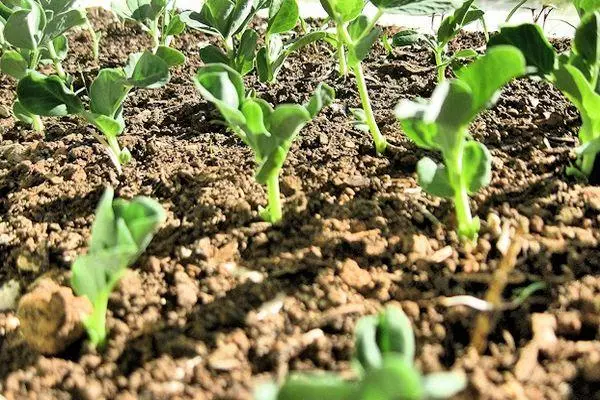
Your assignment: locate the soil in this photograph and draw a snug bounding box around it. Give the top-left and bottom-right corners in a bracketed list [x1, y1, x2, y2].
[1, 9, 600, 400]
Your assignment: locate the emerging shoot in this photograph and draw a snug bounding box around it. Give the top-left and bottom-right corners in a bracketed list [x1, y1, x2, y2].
[194, 63, 334, 223]
[395, 46, 526, 240]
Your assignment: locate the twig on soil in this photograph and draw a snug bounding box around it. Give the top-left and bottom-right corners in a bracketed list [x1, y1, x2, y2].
[470, 229, 524, 353]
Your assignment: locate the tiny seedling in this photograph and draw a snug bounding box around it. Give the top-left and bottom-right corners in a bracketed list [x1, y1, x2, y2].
[390, 0, 486, 83]
[15, 50, 172, 173]
[181, 0, 269, 76]
[256, 307, 467, 400]
[395, 46, 526, 240]
[320, 0, 462, 154]
[71, 187, 165, 348]
[256, 0, 330, 83]
[194, 63, 334, 223]
[112, 0, 187, 62]
[0, 0, 88, 131]
[488, 10, 600, 181]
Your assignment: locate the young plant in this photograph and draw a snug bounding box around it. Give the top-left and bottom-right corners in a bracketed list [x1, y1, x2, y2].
[15, 50, 172, 173]
[320, 0, 462, 154]
[256, 307, 467, 400]
[71, 187, 165, 348]
[395, 46, 526, 240]
[488, 10, 600, 181]
[0, 0, 88, 131]
[194, 63, 334, 223]
[112, 0, 187, 61]
[255, 0, 330, 83]
[181, 0, 269, 76]
[391, 0, 486, 83]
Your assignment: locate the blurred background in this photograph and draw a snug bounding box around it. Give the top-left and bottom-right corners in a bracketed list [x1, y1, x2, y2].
[82, 0, 580, 36]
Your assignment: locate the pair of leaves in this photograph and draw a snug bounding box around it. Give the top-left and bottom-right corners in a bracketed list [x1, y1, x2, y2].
[3, 0, 85, 50]
[193, 63, 334, 183]
[489, 11, 600, 176]
[259, 307, 466, 400]
[71, 187, 165, 346]
[200, 28, 258, 75]
[395, 46, 525, 210]
[436, 0, 484, 45]
[112, 0, 167, 25]
[180, 0, 261, 40]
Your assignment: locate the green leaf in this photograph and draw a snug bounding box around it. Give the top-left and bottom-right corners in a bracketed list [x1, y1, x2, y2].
[573, 0, 600, 17]
[575, 11, 600, 65]
[165, 13, 185, 36]
[266, 104, 311, 143]
[40, 0, 77, 14]
[276, 374, 355, 400]
[87, 113, 125, 137]
[155, 46, 186, 67]
[456, 45, 526, 119]
[194, 63, 247, 126]
[43, 9, 86, 40]
[12, 100, 34, 124]
[422, 371, 467, 399]
[126, 51, 170, 88]
[268, 0, 299, 35]
[376, 307, 416, 363]
[319, 0, 363, 22]
[487, 24, 556, 76]
[0, 50, 28, 79]
[391, 29, 423, 47]
[4, 2, 46, 50]
[348, 15, 369, 41]
[17, 70, 84, 116]
[370, 0, 462, 15]
[437, 0, 475, 45]
[417, 157, 455, 198]
[199, 45, 230, 65]
[462, 141, 491, 194]
[90, 68, 129, 118]
[348, 26, 381, 64]
[357, 356, 424, 400]
[256, 47, 272, 82]
[234, 28, 258, 75]
[305, 82, 335, 118]
[453, 48, 478, 59]
[241, 98, 269, 135]
[553, 64, 600, 145]
[354, 315, 384, 371]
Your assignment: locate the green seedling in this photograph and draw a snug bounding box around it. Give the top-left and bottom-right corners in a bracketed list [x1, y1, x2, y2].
[488, 10, 600, 181]
[256, 0, 330, 83]
[320, 0, 462, 154]
[112, 0, 187, 62]
[395, 46, 526, 240]
[0, 0, 88, 131]
[71, 187, 165, 348]
[391, 0, 486, 83]
[181, 0, 269, 75]
[256, 307, 467, 400]
[15, 51, 172, 173]
[194, 63, 334, 223]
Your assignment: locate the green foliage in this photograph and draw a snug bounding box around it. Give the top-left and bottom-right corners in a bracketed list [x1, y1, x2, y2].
[181, 0, 268, 75]
[194, 63, 334, 223]
[488, 11, 600, 180]
[321, 0, 462, 154]
[112, 0, 187, 54]
[391, 0, 485, 83]
[395, 46, 526, 240]
[16, 51, 171, 173]
[0, 0, 89, 130]
[256, 307, 466, 400]
[257, 0, 331, 83]
[71, 187, 165, 348]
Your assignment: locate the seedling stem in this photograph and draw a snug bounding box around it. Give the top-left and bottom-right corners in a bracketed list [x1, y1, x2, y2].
[353, 61, 387, 153]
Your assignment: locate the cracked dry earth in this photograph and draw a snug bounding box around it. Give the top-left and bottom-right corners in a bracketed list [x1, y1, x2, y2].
[1, 9, 600, 400]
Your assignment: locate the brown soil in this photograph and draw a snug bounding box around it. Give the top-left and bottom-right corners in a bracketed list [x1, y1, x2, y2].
[1, 10, 600, 400]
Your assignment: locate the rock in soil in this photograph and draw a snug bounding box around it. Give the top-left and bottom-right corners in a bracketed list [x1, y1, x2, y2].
[17, 279, 92, 355]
